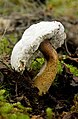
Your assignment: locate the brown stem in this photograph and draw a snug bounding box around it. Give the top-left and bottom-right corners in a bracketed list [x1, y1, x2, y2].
[33, 40, 58, 95]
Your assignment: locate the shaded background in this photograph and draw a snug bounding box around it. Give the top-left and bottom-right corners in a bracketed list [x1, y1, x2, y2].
[0, 0, 78, 57]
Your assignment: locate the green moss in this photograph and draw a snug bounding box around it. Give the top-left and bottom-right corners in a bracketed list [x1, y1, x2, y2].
[0, 89, 6, 96]
[0, 89, 30, 119]
[12, 113, 30, 119]
[7, 114, 17, 119]
[0, 34, 17, 55]
[0, 89, 6, 101]
[57, 61, 63, 74]
[2, 113, 30, 119]
[57, 60, 78, 76]
[46, 107, 54, 119]
[0, 103, 13, 114]
[31, 58, 45, 70]
[0, 37, 10, 55]
[66, 64, 78, 77]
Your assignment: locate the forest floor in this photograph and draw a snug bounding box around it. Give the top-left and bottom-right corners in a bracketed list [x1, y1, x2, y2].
[0, 0, 78, 119]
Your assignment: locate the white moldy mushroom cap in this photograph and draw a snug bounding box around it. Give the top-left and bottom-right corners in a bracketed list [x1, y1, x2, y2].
[11, 21, 66, 72]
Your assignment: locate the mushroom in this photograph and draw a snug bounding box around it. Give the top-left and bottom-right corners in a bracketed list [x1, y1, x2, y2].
[11, 21, 66, 95]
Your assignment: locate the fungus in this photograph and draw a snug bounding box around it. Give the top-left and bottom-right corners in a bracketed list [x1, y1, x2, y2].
[11, 21, 66, 95]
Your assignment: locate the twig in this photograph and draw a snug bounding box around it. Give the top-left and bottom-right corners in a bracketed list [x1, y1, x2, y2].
[65, 40, 71, 56]
[15, 82, 18, 97]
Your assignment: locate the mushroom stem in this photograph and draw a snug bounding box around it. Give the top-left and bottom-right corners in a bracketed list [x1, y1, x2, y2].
[33, 40, 58, 95]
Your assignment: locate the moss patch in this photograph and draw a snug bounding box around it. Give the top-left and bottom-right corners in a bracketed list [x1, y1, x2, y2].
[0, 89, 31, 119]
[66, 64, 78, 77]
[0, 34, 17, 55]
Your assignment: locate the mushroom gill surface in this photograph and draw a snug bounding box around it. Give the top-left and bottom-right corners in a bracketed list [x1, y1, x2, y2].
[33, 40, 58, 95]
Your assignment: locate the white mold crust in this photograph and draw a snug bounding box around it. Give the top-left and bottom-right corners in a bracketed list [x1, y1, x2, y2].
[11, 21, 66, 72]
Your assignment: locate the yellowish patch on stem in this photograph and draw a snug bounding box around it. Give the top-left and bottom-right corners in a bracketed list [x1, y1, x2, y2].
[33, 40, 58, 95]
